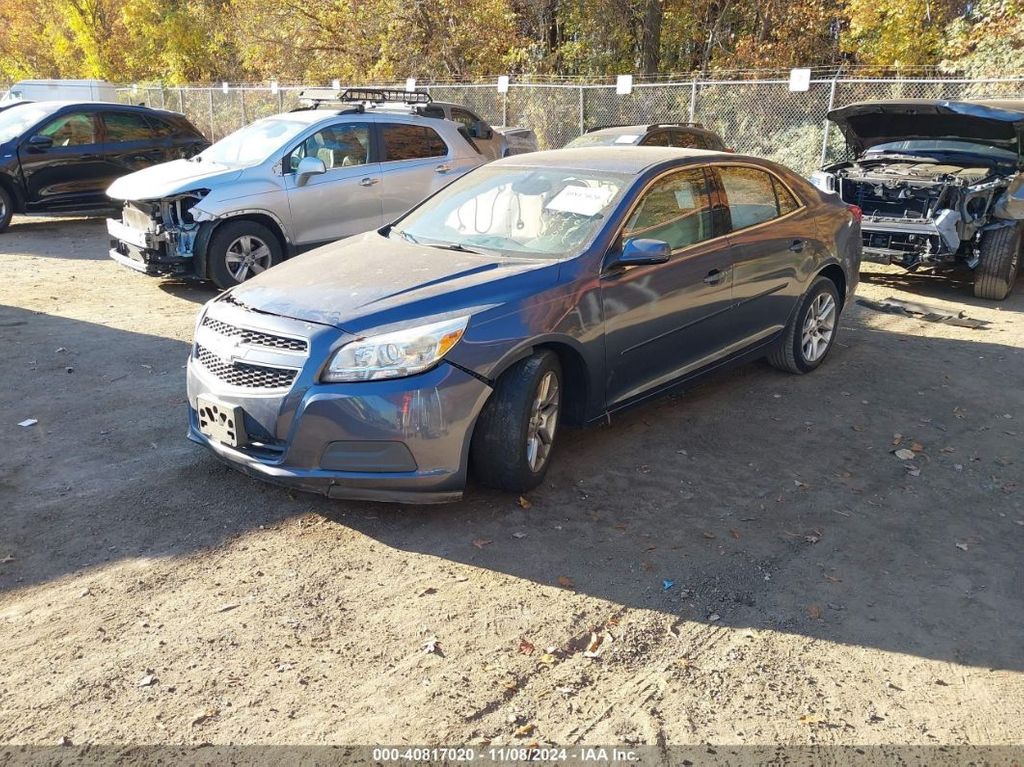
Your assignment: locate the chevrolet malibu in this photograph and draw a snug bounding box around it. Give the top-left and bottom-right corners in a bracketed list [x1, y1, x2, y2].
[187, 147, 861, 503]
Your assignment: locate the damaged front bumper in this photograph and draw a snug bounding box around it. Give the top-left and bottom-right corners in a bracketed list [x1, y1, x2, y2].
[107, 198, 204, 277]
[860, 210, 963, 269]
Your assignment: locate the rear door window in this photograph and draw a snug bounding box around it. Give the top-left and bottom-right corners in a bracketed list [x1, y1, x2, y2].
[381, 124, 448, 161]
[622, 168, 713, 251]
[716, 166, 784, 231]
[450, 107, 479, 132]
[102, 112, 154, 142]
[39, 112, 98, 147]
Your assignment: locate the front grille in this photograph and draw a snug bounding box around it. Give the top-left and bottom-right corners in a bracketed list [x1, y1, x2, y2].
[195, 345, 298, 389]
[201, 316, 307, 352]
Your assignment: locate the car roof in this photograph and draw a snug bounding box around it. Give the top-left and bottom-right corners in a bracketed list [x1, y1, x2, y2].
[585, 124, 710, 137]
[493, 146, 729, 174]
[13, 100, 182, 117]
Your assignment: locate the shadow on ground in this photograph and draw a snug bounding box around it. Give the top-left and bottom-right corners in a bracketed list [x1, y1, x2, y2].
[1, 297, 1022, 674]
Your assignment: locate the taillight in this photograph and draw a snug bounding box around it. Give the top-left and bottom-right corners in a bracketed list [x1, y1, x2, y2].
[847, 204, 863, 223]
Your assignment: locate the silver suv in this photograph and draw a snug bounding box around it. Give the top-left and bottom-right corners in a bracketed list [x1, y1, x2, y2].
[106, 89, 486, 288]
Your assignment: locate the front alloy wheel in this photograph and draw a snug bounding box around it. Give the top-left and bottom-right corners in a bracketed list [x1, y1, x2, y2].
[225, 235, 274, 283]
[472, 350, 563, 492]
[526, 370, 560, 473]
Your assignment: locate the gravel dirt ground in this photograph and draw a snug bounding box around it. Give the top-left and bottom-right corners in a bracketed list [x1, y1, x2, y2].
[1, 215, 1022, 749]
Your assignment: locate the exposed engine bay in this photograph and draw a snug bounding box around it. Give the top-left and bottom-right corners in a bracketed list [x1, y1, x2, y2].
[815, 155, 1021, 269]
[109, 191, 208, 275]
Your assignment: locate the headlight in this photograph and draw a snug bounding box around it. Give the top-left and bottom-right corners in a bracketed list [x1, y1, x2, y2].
[809, 170, 835, 193]
[321, 316, 469, 383]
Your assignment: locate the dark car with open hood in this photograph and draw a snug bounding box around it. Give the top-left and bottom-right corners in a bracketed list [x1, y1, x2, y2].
[812, 99, 1024, 300]
[186, 146, 860, 503]
[0, 101, 207, 232]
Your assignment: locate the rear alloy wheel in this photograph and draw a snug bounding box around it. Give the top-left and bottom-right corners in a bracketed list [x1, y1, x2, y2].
[207, 220, 282, 289]
[974, 223, 1022, 301]
[471, 350, 562, 492]
[768, 276, 841, 374]
[0, 185, 13, 233]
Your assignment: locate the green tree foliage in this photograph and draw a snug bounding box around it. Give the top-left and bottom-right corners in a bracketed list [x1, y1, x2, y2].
[1, 0, 1023, 83]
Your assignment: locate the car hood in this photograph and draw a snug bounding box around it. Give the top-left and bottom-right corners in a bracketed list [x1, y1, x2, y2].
[106, 158, 244, 200]
[226, 231, 559, 333]
[828, 100, 1024, 155]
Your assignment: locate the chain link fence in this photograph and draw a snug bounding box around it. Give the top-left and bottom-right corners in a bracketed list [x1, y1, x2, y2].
[115, 77, 1024, 175]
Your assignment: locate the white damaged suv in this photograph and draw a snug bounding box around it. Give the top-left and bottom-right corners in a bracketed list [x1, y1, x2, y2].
[106, 88, 488, 288]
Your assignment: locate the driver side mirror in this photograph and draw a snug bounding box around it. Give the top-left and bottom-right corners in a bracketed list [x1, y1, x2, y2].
[607, 238, 672, 270]
[470, 120, 493, 140]
[26, 134, 53, 152]
[295, 156, 326, 186]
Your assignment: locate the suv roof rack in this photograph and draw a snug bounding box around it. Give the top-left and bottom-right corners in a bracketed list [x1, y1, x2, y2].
[296, 87, 432, 109]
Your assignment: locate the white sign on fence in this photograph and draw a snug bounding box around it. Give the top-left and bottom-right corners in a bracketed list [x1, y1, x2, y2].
[497, 75, 510, 93]
[789, 68, 811, 92]
[616, 74, 633, 95]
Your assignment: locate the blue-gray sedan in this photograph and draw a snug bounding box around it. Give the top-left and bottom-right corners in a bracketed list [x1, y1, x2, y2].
[186, 147, 861, 503]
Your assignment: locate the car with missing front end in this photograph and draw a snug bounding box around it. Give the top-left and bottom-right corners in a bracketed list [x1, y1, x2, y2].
[812, 99, 1024, 300]
[186, 146, 860, 503]
[106, 88, 488, 288]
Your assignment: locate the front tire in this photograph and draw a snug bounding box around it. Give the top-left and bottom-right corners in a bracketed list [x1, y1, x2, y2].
[471, 350, 562, 493]
[974, 223, 1021, 301]
[206, 220, 283, 289]
[768, 276, 841, 374]
[0, 185, 13, 233]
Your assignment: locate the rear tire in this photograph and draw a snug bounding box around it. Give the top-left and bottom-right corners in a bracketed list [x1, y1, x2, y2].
[0, 185, 13, 233]
[206, 220, 283, 289]
[471, 350, 562, 493]
[974, 224, 1021, 301]
[768, 276, 841, 374]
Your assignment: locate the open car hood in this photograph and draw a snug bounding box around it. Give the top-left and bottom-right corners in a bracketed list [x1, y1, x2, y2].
[827, 100, 1024, 156]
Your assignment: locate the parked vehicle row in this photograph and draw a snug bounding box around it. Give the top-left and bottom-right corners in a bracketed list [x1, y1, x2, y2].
[5, 87, 1021, 503]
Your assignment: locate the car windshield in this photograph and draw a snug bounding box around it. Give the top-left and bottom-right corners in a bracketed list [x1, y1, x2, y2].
[867, 139, 1016, 162]
[565, 132, 642, 148]
[0, 103, 57, 143]
[198, 117, 310, 166]
[392, 165, 630, 258]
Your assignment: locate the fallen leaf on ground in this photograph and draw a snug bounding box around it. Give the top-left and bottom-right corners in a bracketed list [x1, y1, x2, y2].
[703, 532, 716, 539]
[799, 713, 826, 725]
[518, 638, 535, 654]
[583, 631, 613, 658]
[472, 538, 492, 549]
[191, 708, 218, 727]
[729, 528, 741, 539]
[538, 653, 557, 665]
[517, 496, 532, 509]
[911, 442, 925, 452]
[557, 575, 575, 589]
[894, 449, 916, 461]
[808, 605, 822, 619]
[514, 724, 535, 737]
[823, 574, 842, 583]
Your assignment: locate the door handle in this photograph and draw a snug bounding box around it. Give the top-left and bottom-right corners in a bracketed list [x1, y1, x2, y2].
[703, 268, 728, 285]
[359, 177, 379, 187]
[435, 163, 452, 174]
[789, 239, 805, 252]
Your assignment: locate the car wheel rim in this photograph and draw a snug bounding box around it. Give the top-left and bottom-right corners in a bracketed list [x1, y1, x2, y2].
[526, 371, 560, 473]
[801, 292, 836, 363]
[224, 235, 272, 282]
